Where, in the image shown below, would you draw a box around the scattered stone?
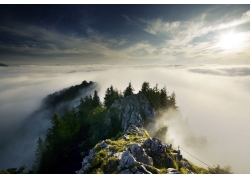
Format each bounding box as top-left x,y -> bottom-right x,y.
167,168 -> 181,174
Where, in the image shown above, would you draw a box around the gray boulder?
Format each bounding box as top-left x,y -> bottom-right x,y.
166,156 -> 173,167
129,143 -> 153,165
143,137 -> 166,162
167,168 -> 181,174
118,150 -> 138,170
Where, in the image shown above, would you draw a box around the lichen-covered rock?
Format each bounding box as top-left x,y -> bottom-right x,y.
129,143 -> 153,165
166,156 -> 173,167
76,149 -> 95,174
110,94 -> 157,132
125,124 -> 143,136
118,150 -> 138,170
99,140 -> 108,149
143,137 -> 167,163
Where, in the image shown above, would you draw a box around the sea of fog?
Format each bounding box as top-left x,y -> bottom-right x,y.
0,64 -> 250,173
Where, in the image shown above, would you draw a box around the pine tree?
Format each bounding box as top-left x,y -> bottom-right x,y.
104,86 -> 120,109
93,90 -> 100,108
169,92 -> 177,109
140,82 -> 150,94
32,137 -> 44,172
160,86 -> 168,109
123,82 -> 134,97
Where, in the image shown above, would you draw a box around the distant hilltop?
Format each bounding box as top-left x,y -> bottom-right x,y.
0,63 -> 8,67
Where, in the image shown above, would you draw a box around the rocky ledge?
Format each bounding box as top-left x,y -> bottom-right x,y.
76,124 -> 206,174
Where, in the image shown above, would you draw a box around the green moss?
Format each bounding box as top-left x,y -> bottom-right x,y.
185,161 -> 209,174
142,130 -> 150,139
158,168 -> 166,174
85,149 -> 108,174
145,165 -> 160,174
180,167 -> 188,174
195,166 -> 210,174
94,168 -> 104,174
167,152 -> 178,169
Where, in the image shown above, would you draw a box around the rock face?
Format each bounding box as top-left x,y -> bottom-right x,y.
76,149 -> 96,174
76,125 -> 184,174
110,94 -> 157,133
129,143 -> 153,165
143,137 -> 167,164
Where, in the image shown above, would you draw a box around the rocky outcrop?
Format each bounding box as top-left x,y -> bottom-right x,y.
143,137 -> 167,164
75,94 -> 204,174
76,149 -> 96,174
129,143 -> 153,165
110,94 -> 157,133
76,125 -> 188,174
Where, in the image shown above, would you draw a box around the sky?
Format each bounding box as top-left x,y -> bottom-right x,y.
0,4 -> 250,65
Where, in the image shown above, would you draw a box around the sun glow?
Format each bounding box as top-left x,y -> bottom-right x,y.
219,33 -> 244,50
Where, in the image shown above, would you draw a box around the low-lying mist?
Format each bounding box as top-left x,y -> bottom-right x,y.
0,64 -> 250,173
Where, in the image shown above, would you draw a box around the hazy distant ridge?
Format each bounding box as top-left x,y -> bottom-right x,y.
0,63 -> 8,67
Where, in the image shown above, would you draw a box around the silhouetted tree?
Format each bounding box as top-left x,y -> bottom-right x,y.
32,137 -> 45,172
93,90 -> 101,108
160,86 -> 168,109
123,82 -> 134,97
169,92 -> 177,109
140,81 -> 150,94
104,86 -> 121,109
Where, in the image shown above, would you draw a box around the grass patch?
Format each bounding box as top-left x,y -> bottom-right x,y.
85,149 -> 108,174
185,161 -> 209,174
158,168 -> 166,174
179,167 -> 188,174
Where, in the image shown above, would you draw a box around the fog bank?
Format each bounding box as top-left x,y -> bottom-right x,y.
0,64 -> 250,173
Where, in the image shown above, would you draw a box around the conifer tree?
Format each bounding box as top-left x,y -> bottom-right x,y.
140,82 -> 150,94
123,82 -> 134,97
32,137 -> 44,172
104,85 -> 120,109
169,92 -> 177,109
93,90 -> 100,108
160,86 -> 168,109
